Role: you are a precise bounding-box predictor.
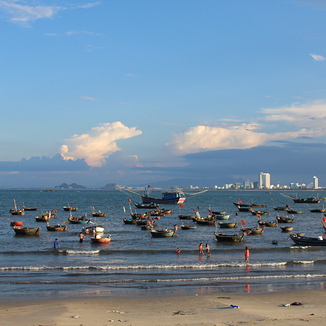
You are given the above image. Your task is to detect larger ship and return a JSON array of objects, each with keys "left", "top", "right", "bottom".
[{"left": 141, "top": 187, "right": 186, "bottom": 205}]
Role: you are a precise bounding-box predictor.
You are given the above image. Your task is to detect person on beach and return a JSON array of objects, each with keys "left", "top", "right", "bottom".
[
  {"left": 244, "top": 247, "right": 250, "bottom": 263},
  {"left": 53, "top": 238, "right": 60, "bottom": 249},
  {"left": 198, "top": 243, "right": 204, "bottom": 254},
  {"left": 79, "top": 232, "right": 84, "bottom": 243},
  {"left": 205, "top": 243, "right": 211, "bottom": 256}
]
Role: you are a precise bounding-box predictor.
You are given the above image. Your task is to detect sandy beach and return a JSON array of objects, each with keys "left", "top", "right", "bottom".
[{"left": 1, "top": 290, "right": 325, "bottom": 326}]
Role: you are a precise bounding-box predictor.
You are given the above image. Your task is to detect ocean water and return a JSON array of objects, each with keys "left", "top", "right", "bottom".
[{"left": 1, "top": 188, "right": 326, "bottom": 300}]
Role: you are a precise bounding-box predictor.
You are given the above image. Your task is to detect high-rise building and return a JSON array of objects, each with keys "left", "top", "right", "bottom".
[
  {"left": 259, "top": 172, "right": 271, "bottom": 189},
  {"left": 313, "top": 176, "right": 319, "bottom": 189}
]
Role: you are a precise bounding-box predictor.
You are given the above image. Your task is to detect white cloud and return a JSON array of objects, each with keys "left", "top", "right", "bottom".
[
  {"left": 309, "top": 53, "right": 326, "bottom": 61},
  {"left": 60, "top": 122, "right": 142, "bottom": 167},
  {"left": 168, "top": 124, "right": 322, "bottom": 155},
  {"left": 261, "top": 100, "right": 326, "bottom": 128},
  {"left": 80, "top": 95, "right": 97, "bottom": 101},
  {"left": 77, "top": 2, "right": 101, "bottom": 9},
  {"left": 0, "top": 1, "right": 63, "bottom": 22}
]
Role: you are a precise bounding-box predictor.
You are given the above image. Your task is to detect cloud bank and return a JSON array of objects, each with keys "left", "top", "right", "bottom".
[{"left": 60, "top": 122, "right": 142, "bottom": 167}]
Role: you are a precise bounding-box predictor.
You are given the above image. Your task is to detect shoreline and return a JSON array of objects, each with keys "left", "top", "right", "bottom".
[{"left": 1, "top": 289, "right": 326, "bottom": 326}]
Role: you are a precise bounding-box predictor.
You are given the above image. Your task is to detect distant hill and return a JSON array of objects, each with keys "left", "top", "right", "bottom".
[{"left": 54, "top": 183, "right": 87, "bottom": 190}]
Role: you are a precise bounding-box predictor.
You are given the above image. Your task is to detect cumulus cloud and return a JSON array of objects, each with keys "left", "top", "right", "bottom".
[
  {"left": 168, "top": 124, "right": 322, "bottom": 155},
  {"left": 0, "top": 1, "right": 63, "bottom": 22},
  {"left": 60, "top": 122, "right": 142, "bottom": 167},
  {"left": 309, "top": 53, "right": 326, "bottom": 61}
]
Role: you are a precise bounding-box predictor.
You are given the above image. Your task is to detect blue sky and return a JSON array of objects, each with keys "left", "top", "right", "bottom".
[{"left": 1, "top": 0, "right": 326, "bottom": 188}]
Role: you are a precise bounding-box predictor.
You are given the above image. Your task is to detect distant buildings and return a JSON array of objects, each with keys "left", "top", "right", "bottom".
[{"left": 259, "top": 172, "right": 271, "bottom": 189}]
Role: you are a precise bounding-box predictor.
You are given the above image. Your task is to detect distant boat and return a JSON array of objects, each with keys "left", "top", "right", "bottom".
[
  {"left": 46, "top": 224, "right": 67, "bottom": 232},
  {"left": 68, "top": 216, "right": 92, "bottom": 224},
  {"left": 10, "top": 199, "right": 25, "bottom": 216},
  {"left": 218, "top": 222, "right": 237, "bottom": 228},
  {"left": 63, "top": 204, "right": 78, "bottom": 211},
  {"left": 12, "top": 226, "right": 41, "bottom": 236},
  {"left": 91, "top": 234, "right": 111, "bottom": 243},
  {"left": 290, "top": 234, "right": 326, "bottom": 246},
  {"left": 141, "top": 186, "right": 186, "bottom": 205},
  {"left": 280, "top": 193, "right": 322, "bottom": 204},
  {"left": 276, "top": 216, "right": 294, "bottom": 223},
  {"left": 22, "top": 206, "right": 38, "bottom": 211},
  {"left": 214, "top": 232, "right": 244, "bottom": 242},
  {"left": 150, "top": 225, "right": 178, "bottom": 237}
]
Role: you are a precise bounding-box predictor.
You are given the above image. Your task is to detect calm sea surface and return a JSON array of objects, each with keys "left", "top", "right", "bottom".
[{"left": 1, "top": 189, "right": 326, "bottom": 300}]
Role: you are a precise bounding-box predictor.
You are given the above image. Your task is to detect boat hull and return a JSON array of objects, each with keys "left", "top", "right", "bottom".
[
  {"left": 290, "top": 234, "right": 326, "bottom": 246},
  {"left": 13, "top": 226, "right": 41, "bottom": 236},
  {"left": 150, "top": 230, "right": 175, "bottom": 237},
  {"left": 214, "top": 232, "right": 244, "bottom": 242}
]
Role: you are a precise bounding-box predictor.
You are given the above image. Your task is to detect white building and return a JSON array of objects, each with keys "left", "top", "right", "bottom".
[
  {"left": 313, "top": 176, "right": 319, "bottom": 189},
  {"left": 259, "top": 172, "right": 271, "bottom": 189}
]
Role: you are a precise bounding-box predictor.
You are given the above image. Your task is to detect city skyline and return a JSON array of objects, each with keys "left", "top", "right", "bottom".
[{"left": 1, "top": 1, "right": 326, "bottom": 188}]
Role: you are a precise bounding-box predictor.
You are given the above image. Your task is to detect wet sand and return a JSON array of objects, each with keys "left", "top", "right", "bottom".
[{"left": 1, "top": 290, "right": 326, "bottom": 325}]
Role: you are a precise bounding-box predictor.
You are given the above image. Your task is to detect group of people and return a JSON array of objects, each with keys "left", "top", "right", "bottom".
[
  {"left": 53, "top": 232, "right": 86, "bottom": 249},
  {"left": 176, "top": 243, "right": 250, "bottom": 263}
]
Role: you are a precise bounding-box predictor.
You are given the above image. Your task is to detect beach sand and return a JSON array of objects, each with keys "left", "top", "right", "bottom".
[{"left": 1, "top": 290, "right": 325, "bottom": 326}]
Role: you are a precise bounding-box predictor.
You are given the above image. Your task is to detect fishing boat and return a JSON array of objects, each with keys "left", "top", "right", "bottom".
[
  {"left": 180, "top": 224, "right": 196, "bottom": 230},
  {"left": 218, "top": 222, "right": 237, "bottom": 228},
  {"left": 63, "top": 204, "right": 78, "bottom": 211},
  {"left": 22, "top": 206, "right": 38, "bottom": 211},
  {"left": 133, "top": 202, "right": 159, "bottom": 209},
  {"left": 280, "top": 226, "right": 293, "bottom": 232},
  {"left": 214, "top": 232, "right": 244, "bottom": 242},
  {"left": 240, "top": 227, "right": 264, "bottom": 235},
  {"left": 91, "top": 234, "right": 111, "bottom": 243},
  {"left": 84, "top": 225, "right": 104, "bottom": 233},
  {"left": 258, "top": 221, "right": 278, "bottom": 227},
  {"left": 309, "top": 208, "right": 326, "bottom": 213},
  {"left": 141, "top": 186, "right": 186, "bottom": 205},
  {"left": 251, "top": 210, "right": 270, "bottom": 216},
  {"left": 12, "top": 226, "right": 41, "bottom": 236},
  {"left": 123, "top": 218, "right": 137, "bottom": 224},
  {"left": 9, "top": 199, "right": 25, "bottom": 216},
  {"left": 150, "top": 225, "right": 178, "bottom": 237},
  {"left": 290, "top": 234, "right": 326, "bottom": 246},
  {"left": 90, "top": 206, "right": 106, "bottom": 217},
  {"left": 237, "top": 206, "right": 254, "bottom": 212},
  {"left": 209, "top": 209, "right": 227, "bottom": 215},
  {"left": 195, "top": 216, "right": 216, "bottom": 226},
  {"left": 233, "top": 201, "right": 266, "bottom": 207},
  {"left": 287, "top": 209, "right": 303, "bottom": 214},
  {"left": 46, "top": 224, "right": 67, "bottom": 231},
  {"left": 213, "top": 214, "right": 231, "bottom": 220},
  {"left": 68, "top": 216, "right": 92, "bottom": 224},
  {"left": 273, "top": 205, "right": 291, "bottom": 211},
  {"left": 281, "top": 193, "right": 322, "bottom": 204},
  {"left": 276, "top": 216, "right": 294, "bottom": 223},
  {"left": 178, "top": 214, "right": 195, "bottom": 220}
]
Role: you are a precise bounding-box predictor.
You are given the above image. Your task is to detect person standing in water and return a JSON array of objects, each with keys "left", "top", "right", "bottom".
[
  {"left": 53, "top": 238, "right": 60, "bottom": 249},
  {"left": 205, "top": 243, "right": 211, "bottom": 256},
  {"left": 198, "top": 243, "right": 204, "bottom": 255},
  {"left": 244, "top": 247, "right": 250, "bottom": 263}
]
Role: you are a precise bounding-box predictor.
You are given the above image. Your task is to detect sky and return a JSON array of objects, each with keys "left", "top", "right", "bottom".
[{"left": 1, "top": 0, "right": 326, "bottom": 188}]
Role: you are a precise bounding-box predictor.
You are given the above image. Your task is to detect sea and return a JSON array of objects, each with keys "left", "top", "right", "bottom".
[{"left": 1, "top": 188, "right": 326, "bottom": 300}]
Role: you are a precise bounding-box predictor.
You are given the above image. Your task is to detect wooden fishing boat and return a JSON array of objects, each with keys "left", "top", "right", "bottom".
[
  {"left": 213, "top": 214, "right": 231, "bottom": 220},
  {"left": 123, "top": 218, "right": 137, "bottom": 224},
  {"left": 258, "top": 221, "right": 277, "bottom": 227},
  {"left": 209, "top": 210, "right": 227, "bottom": 215},
  {"left": 133, "top": 202, "right": 160, "bottom": 209},
  {"left": 273, "top": 206, "right": 291, "bottom": 211},
  {"left": 233, "top": 202, "right": 266, "bottom": 207},
  {"left": 309, "top": 208, "right": 326, "bottom": 213},
  {"left": 35, "top": 216, "right": 50, "bottom": 222},
  {"left": 280, "top": 226, "right": 293, "bottom": 232},
  {"left": 178, "top": 214, "right": 195, "bottom": 220},
  {"left": 195, "top": 216, "right": 216, "bottom": 226},
  {"left": 91, "top": 212, "right": 106, "bottom": 217},
  {"left": 290, "top": 234, "right": 326, "bottom": 246},
  {"left": 46, "top": 224, "right": 67, "bottom": 231},
  {"left": 180, "top": 224, "right": 196, "bottom": 230},
  {"left": 12, "top": 226, "right": 41, "bottom": 236},
  {"left": 251, "top": 210, "right": 270, "bottom": 216},
  {"left": 91, "top": 235, "right": 111, "bottom": 243},
  {"left": 218, "top": 222, "right": 237, "bottom": 228},
  {"left": 68, "top": 216, "right": 92, "bottom": 224},
  {"left": 63, "top": 205, "right": 78, "bottom": 211},
  {"left": 276, "top": 216, "right": 294, "bottom": 223},
  {"left": 281, "top": 193, "right": 322, "bottom": 204},
  {"left": 150, "top": 229, "right": 176, "bottom": 237},
  {"left": 287, "top": 209, "right": 303, "bottom": 214},
  {"left": 10, "top": 200, "right": 24, "bottom": 215},
  {"left": 237, "top": 206, "right": 254, "bottom": 212},
  {"left": 214, "top": 232, "right": 244, "bottom": 242},
  {"left": 241, "top": 227, "right": 264, "bottom": 235},
  {"left": 22, "top": 206, "right": 38, "bottom": 211}
]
